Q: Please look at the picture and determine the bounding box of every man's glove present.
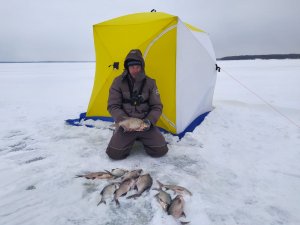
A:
[143,119,151,131]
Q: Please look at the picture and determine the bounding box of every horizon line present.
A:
[0,61,96,63]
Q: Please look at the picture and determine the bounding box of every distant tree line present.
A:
[218,54,300,60]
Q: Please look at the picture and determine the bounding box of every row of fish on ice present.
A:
[76,168,192,223]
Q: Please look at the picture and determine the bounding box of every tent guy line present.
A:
[221,68,300,129]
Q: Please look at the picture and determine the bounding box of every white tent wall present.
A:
[191,30,216,62]
[176,20,217,133]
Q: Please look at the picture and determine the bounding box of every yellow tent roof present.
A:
[94,12,177,26]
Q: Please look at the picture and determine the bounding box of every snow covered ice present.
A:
[0,60,300,225]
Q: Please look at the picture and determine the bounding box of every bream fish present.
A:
[121,169,143,181]
[105,168,129,178]
[127,174,153,199]
[156,180,192,196]
[118,117,149,132]
[97,183,119,205]
[113,178,136,206]
[155,190,172,211]
[168,195,190,224]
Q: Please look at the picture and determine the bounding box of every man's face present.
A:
[128,65,142,78]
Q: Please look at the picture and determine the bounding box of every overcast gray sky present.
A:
[1,0,299,61]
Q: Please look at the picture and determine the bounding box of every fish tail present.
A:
[164,204,170,212]
[76,175,92,179]
[109,123,118,128]
[186,189,193,196]
[156,180,164,189]
[115,198,120,206]
[97,199,106,206]
[104,170,113,176]
[109,123,120,132]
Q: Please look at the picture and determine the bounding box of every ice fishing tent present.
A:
[85,12,217,136]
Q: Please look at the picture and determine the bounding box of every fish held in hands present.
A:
[118,117,149,132]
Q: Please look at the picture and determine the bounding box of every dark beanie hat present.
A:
[126,59,142,68]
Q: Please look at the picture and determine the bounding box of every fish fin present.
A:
[112,181,121,186]
[75,174,91,179]
[180,221,190,225]
[109,123,121,132]
[121,192,127,197]
[182,211,186,218]
[145,186,152,192]
[126,193,141,199]
[115,199,120,206]
[104,169,111,174]
[186,189,193,196]
[104,170,115,177]
[164,204,170,212]
[97,199,106,206]
[156,180,164,189]
[152,187,161,191]
[80,175,92,179]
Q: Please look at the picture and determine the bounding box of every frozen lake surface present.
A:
[0,60,299,225]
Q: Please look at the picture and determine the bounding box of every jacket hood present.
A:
[122,49,146,81]
[124,49,145,69]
